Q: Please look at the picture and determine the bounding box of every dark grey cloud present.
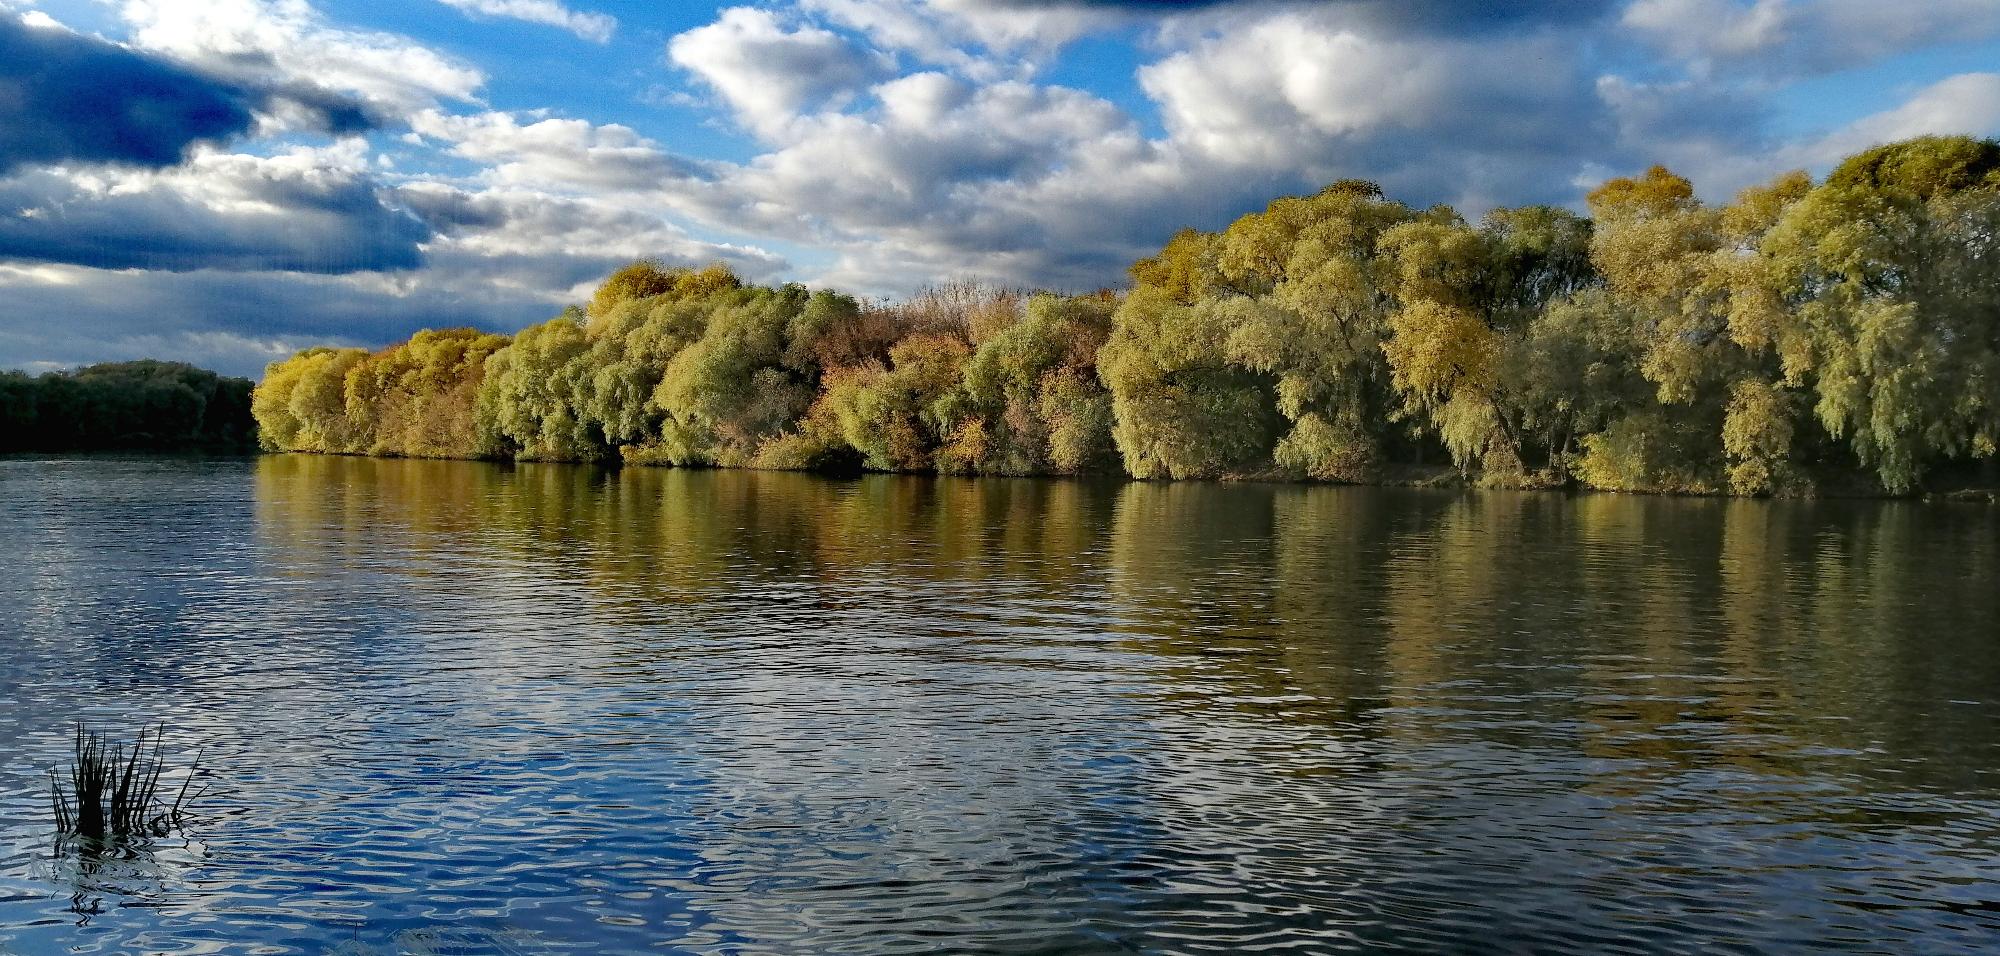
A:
[0,12,386,177]
[267,80,386,135]
[1622,0,2000,80]
[0,158,429,274]
[0,13,257,173]
[0,266,557,377]
[0,178,796,377]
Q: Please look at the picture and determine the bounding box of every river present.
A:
[1,455,1996,954]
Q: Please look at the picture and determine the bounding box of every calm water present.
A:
[1,456,1997,955]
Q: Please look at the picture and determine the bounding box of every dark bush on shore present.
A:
[0,360,256,453]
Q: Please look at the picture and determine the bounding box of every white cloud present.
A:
[0,173,790,375]
[1796,73,2000,170]
[409,110,703,192]
[0,262,520,376]
[1624,0,2000,78]
[119,0,486,122]
[671,68,1217,293]
[1138,10,1595,173]
[797,0,1111,79]
[433,0,616,43]
[654,3,1620,292]
[687,73,1138,232]
[668,7,894,138]
[1621,0,1788,66]
[397,181,789,299]
[1593,71,2000,201]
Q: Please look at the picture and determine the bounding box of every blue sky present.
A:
[3,0,1999,377]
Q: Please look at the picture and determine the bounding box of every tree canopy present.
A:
[3,360,255,453]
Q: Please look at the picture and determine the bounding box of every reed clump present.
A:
[48,724,198,845]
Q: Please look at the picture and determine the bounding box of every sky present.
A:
[2,0,1999,378]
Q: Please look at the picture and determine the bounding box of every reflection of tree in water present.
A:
[236,456,2000,949]
[253,455,2000,776]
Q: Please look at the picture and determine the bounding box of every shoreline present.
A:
[85,449,1991,503]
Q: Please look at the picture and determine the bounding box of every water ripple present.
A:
[0,457,1997,954]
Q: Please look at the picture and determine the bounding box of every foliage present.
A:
[587,260,741,322]
[1,361,255,453]
[935,293,1116,475]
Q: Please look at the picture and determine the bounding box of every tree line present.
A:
[1,361,256,453]
[251,136,2000,496]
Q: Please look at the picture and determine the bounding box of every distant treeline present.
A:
[2,361,256,453]
[253,136,2000,496]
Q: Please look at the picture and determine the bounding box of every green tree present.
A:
[935,293,1116,475]
[476,312,601,461]
[1757,136,2000,491]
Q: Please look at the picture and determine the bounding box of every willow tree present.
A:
[253,346,371,453]
[1376,205,1596,478]
[1503,289,1655,483]
[647,285,818,466]
[1563,166,1736,492]
[573,294,707,451]
[1221,180,1417,480]
[1102,180,1415,480]
[813,331,972,472]
[587,260,740,322]
[1098,286,1280,479]
[340,327,510,458]
[934,293,1116,475]
[1756,136,2000,492]
[475,310,601,461]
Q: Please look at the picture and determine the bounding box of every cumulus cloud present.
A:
[1590,74,1772,195]
[800,0,1114,75]
[399,181,788,296]
[0,11,258,173]
[894,0,1618,41]
[408,110,707,192]
[669,7,895,136]
[671,71,1172,290]
[433,0,617,43]
[1793,73,2000,171]
[1592,71,2000,201]
[1139,15,1598,175]
[661,2,1622,292]
[118,0,486,123]
[1624,0,2000,78]
[0,178,791,377]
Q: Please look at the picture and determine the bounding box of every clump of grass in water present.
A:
[48,724,199,848]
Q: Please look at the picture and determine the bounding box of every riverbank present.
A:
[243,448,2000,503]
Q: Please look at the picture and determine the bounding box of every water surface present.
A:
[1,455,1997,954]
